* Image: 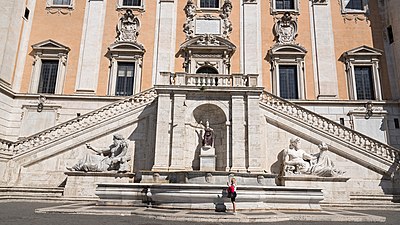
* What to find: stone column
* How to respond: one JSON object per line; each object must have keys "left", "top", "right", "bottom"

{"left": 152, "top": 92, "right": 172, "bottom": 171}
{"left": 246, "top": 92, "right": 263, "bottom": 172}
{"left": 152, "top": 0, "right": 177, "bottom": 85}
{"left": 75, "top": 0, "right": 107, "bottom": 94}
{"left": 241, "top": 0, "right": 262, "bottom": 85}
{"left": 310, "top": 0, "right": 338, "bottom": 99}
{"left": 0, "top": 0, "right": 25, "bottom": 86}
{"left": 169, "top": 93, "right": 187, "bottom": 170}
{"left": 230, "top": 95, "right": 246, "bottom": 172}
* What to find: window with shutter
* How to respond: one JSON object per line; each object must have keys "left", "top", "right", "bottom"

{"left": 279, "top": 65, "right": 299, "bottom": 99}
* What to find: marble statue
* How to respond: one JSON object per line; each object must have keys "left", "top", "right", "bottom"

{"left": 67, "top": 134, "right": 130, "bottom": 172}
{"left": 310, "top": 142, "right": 345, "bottom": 177}
{"left": 282, "top": 138, "right": 316, "bottom": 174}
{"left": 283, "top": 139, "right": 345, "bottom": 177}
{"left": 202, "top": 121, "right": 214, "bottom": 147}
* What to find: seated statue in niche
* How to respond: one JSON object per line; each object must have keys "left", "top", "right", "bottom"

{"left": 67, "top": 134, "right": 130, "bottom": 173}
{"left": 202, "top": 121, "right": 214, "bottom": 148}
{"left": 282, "top": 138, "right": 345, "bottom": 177}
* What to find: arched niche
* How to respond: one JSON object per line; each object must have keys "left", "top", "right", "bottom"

{"left": 191, "top": 104, "right": 227, "bottom": 171}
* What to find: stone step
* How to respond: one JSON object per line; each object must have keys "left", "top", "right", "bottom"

{"left": 350, "top": 194, "right": 400, "bottom": 203}
{"left": 0, "top": 186, "right": 64, "bottom": 198}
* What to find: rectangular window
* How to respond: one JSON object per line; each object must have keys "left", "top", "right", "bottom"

{"left": 276, "top": 0, "right": 295, "bottom": 10}
{"left": 24, "top": 8, "right": 30, "bottom": 20}
{"left": 395, "top": 118, "right": 400, "bottom": 129}
{"left": 340, "top": 118, "right": 345, "bottom": 125}
{"left": 387, "top": 26, "right": 394, "bottom": 44}
{"left": 279, "top": 65, "right": 298, "bottom": 99}
{"left": 38, "top": 60, "right": 59, "bottom": 94}
{"left": 116, "top": 62, "right": 135, "bottom": 96}
{"left": 354, "top": 66, "right": 374, "bottom": 100}
{"left": 53, "top": 0, "right": 71, "bottom": 5}
{"left": 345, "top": 0, "right": 364, "bottom": 10}
{"left": 200, "top": 0, "right": 219, "bottom": 9}
{"left": 122, "top": 0, "right": 141, "bottom": 7}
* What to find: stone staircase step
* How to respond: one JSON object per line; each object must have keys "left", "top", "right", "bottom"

{"left": 0, "top": 187, "right": 64, "bottom": 198}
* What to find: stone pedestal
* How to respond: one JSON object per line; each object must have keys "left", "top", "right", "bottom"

{"left": 63, "top": 172, "right": 134, "bottom": 198}
{"left": 279, "top": 176, "right": 350, "bottom": 203}
{"left": 200, "top": 146, "right": 216, "bottom": 171}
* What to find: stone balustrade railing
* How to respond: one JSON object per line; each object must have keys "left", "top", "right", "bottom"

{"left": 160, "top": 72, "right": 258, "bottom": 87}
{"left": 260, "top": 91, "right": 400, "bottom": 164}
{"left": 0, "top": 139, "right": 12, "bottom": 152}
{"left": 0, "top": 89, "right": 157, "bottom": 155}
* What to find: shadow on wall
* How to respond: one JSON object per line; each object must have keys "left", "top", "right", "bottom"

{"left": 270, "top": 149, "right": 285, "bottom": 177}
{"left": 128, "top": 103, "right": 157, "bottom": 172}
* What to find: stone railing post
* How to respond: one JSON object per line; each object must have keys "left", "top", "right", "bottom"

{"left": 247, "top": 74, "right": 258, "bottom": 87}
{"left": 175, "top": 72, "right": 186, "bottom": 86}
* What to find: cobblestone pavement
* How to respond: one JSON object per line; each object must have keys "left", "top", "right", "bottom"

{"left": 0, "top": 201, "right": 398, "bottom": 225}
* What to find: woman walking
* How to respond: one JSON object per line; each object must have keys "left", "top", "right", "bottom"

{"left": 227, "top": 177, "right": 237, "bottom": 213}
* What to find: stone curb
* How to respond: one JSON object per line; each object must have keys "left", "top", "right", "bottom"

{"left": 35, "top": 203, "right": 386, "bottom": 223}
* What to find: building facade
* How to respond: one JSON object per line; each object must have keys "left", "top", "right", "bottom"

{"left": 0, "top": 0, "right": 400, "bottom": 200}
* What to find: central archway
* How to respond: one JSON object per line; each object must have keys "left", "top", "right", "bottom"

{"left": 196, "top": 66, "right": 219, "bottom": 74}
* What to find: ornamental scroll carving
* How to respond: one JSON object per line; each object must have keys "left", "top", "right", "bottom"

{"left": 274, "top": 12, "right": 298, "bottom": 45}
{"left": 116, "top": 9, "right": 140, "bottom": 43}
{"left": 183, "top": 0, "right": 233, "bottom": 40}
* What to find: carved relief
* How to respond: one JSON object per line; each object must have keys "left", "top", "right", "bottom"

{"left": 274, "top": 12, "right": 298, "bottom": 45}
{"left": 116, "top": 9, "right": 140, "bottom": 43}
{"left": 219, "top": 0, "right": 233, "bottom": 38}
{"left": 183, "top": 0, "right": 197, "bottom": 40}
{"left": 196, "top": 34, "right": 220, "bottom": 46}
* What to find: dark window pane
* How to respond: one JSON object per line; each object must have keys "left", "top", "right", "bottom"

{"left": 276, "top": 0, "right": 295, "bottom": 10}
{"left": 200, "top": 0, "right": 219, "bottom": 8}
{"left": 279, "top": 65, "right": 298, "bottom": 99}
{"left": 345, "top": 0, "right": 364, "bottom": 10}
{"left": 53, "top": 0, "right": 71, "bottom": 5}
{"left": 38, "top": 60, "right": 59, "bottom": 94}
{"left": 387, "top": 26, "right": 394, "bottom": 44}
{"left": 122, "top": 0, "right": 141, "bottom": 6}
{"left": 116, "top": 62, "right": 135, "bottom": 96}
{"left": 354, "top": 66, "right": 374, "bottom": 100}
{"left": 196, "top": 66, "right": 219, "bottom": 74}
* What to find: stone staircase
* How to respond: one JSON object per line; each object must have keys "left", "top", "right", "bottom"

{"left": 0, "top": 88, "right": 157, "bottom": 158}
{"left": 259, "top": 91, "right": 400, "bottom": 175}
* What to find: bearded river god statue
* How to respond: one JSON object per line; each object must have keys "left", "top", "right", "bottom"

{"left": 67, "top": 134, "right": 131, "bottom": 173}
{"left": 282, "top": 138, "right": 345, "bottom": 177}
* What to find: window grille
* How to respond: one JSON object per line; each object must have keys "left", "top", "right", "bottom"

{"left": 354, "top": 66, "right": 374, "bottom": 100}
{"left": 53, "top": 0, "right": 71, "bottom": 5}
{"left": 38, "top": 60, "right": 59, "bottom": 94}
{"left": 275, "top": 0, "right": 295, "bottom": 10}
{"left": 279, "top": 65, "right": 298, "bottom": 99}
{"left": 200, "top": 0, "right": 219, "bottom": 9}
{"left": 116, "top": 62, "right": 135, "bottom": 96}
{"left": 123, "top": 0, "right": 141, "bottom": 6}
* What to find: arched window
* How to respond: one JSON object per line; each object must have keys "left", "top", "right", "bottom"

{"left": 196, "top": 66, "right": 219, "bottom": 74}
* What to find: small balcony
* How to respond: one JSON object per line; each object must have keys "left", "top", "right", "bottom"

{"left": 159, "top": 72, "right": 258, "bottom": 87}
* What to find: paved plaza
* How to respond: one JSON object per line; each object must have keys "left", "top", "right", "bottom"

{"left": 0, "top": 201, "right": 399, "bottom": 225}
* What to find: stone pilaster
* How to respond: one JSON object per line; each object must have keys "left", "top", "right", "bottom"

{"left": 310, "top": 0, "right": 338, "bottom": 99}
{"left": 153, "top": 0, "right": 177, "bottom": 85}
{"left": 152, "top": 92, "right": 172, "bottom": 171}
{"left": 230, "top": 95, "right": 246, "bottom": 172}
{"left": 169, "top": 93, "right": 187, "bottom": 170}
{"left": 0, "top": 0, "right": 25, "bottom": 86}
{"left": 75, "top": 0, "right": 107, "bottom": 94}
{"left": 246, "top": 92, "right": 263, "bottom": 172}
{"left": 241, "top": 0, "right": 262, "bottom": 85}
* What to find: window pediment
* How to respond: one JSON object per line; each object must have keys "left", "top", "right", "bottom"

{"left": 107, "top": 42, "right": 145, "bottom": 57}
{"left": 342, "top": 45, "right": 382, "bottom": 59}
{"left": 32, "top": 39, "right": 70, "bottom": 55}
{"left": 179, "top": 34, "right": 236, "bottom": 53}
{"left": 268, "top": 44, "right": 307, "bottom": 58}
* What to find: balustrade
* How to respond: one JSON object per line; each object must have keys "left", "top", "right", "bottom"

{"left": 0, "top": 89, "right": 157, "bottom": 154}
{"left": 260, "top": 91, "right": 400, "bottom": 164}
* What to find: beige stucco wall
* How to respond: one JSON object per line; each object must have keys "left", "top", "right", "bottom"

{"left": 20, "top": 0, "right": 86, "bottom": 94}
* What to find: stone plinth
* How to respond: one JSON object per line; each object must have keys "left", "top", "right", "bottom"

{"left": 279, "top": 176, "right": 350, "bottom": 203}
{"left": 200, "top": 146, "right": 216, "bottom": 171}
{"left": 63, "top": 172, "right": 135, "bottom": 198}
